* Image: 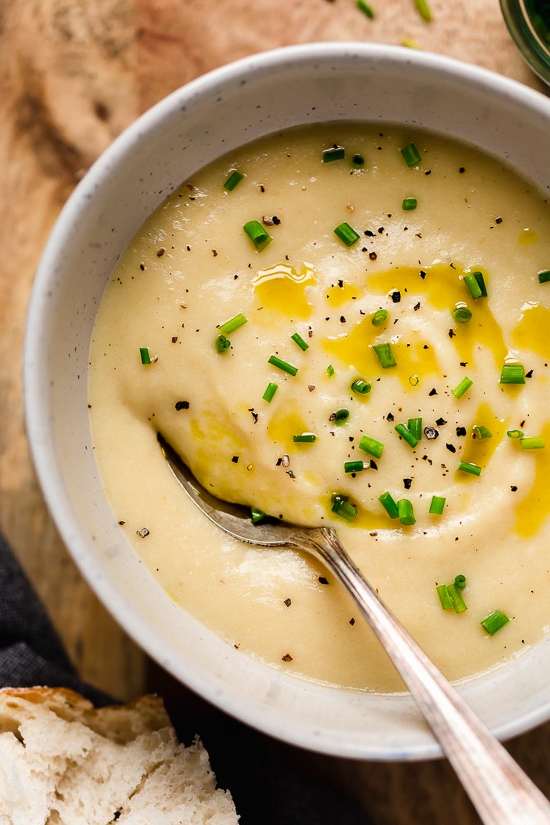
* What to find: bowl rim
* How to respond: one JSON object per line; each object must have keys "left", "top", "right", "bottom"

{"left": 23, "top": 41, "right": 550, "bottom": 761}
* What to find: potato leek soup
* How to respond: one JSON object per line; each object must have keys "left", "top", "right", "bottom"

{"left": 89, "top": 124, "right": 550, "bottom": 693}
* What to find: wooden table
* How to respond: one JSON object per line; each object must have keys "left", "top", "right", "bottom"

{"left": 1, "top": 0, "right": 549, "bottom": 821}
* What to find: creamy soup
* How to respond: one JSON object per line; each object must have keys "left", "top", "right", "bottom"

{"left": 89, "top": 124, "right": 550, "bottom": 693}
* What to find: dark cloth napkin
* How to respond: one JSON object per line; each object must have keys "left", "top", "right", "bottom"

{"left": 0, "top": 528, "right": 368, "bottom": 824}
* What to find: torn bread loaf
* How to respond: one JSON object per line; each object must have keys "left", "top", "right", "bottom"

{"left": 0, "top": 687, "right": 239, "bottom": 825}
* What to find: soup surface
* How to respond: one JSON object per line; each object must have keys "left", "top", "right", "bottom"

{"left": 89, "top": 124, "right": 550, "bottom": 692}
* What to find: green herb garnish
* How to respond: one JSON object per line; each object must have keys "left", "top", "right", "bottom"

{"left": 395, "top": 423, "right": 418, "bottom": 449}
{"left": 458, "top": 461, "right": 482, "bottom": 476}
{"left": 345, "top": 460, "right": 365, "bottom": 473}
{"left": 223, "top": 170, "right": 243, "bottom": 191}
{"left": 452, "top": 377, "right": 473, "bottom": 399}
{"left": 291, "top": 332, "right": 309, "bottom": 351}
{"left": 356, "top": 0, "right": 375, "bottom": 17}
{"left": 402, "top": 197, "right": 417, "bottom": 211}
{"left": 334, "top": 221, "right": 360, "bottom": 247}
{"left": 215, "top": 334, "right": 231, "bottom": 353}
{"left": 140, "top": 347, "right": 151, "bottom": 365}
{"left": 378, "top": 491, "right": 399, "bottom": 519}
{"left": 373, "top": 342, "right": 397, "bottom": 368}
{"left": 414, "top": 0, "right": 432, "bottom": 22}
{"left": 397, "top": 499, "right": 415, "bottom": 525}
{"left": 268, "top": 355, "right": 298, "bottom": 376}
{"left": 351, "top": 378, "right": 372, "bottom": 395}
{"left": 453, "top": 302, "right": 472, "bottom": 323}
{"left": 463, "top": 271, "right": 487, "bottom": 299}
{"left": 500, "top": 364, "right": 525, "bottom": 384}
{"left": 243, "top": 220, "right": 272, "bottom": 250}
{"left": 219, "top": 313, "right": 247, "bottom": 335}
{"left": 331, "top": 408, "right": 350, "bottom": 425}
{"left": 323, "top": 145, "right": 346, "bottom": 163}
{"left": 429, "top": 495, "right": 446, "bottom": 515}
{"left": 371, "top": 309, "right": 388, "bottom": 326}
{"left": 473, "top": 425, "right": 492, "bottom": 440}
{"left": 292, "top": 433, "right": 317, "bottom": 443}
{"left": 400, "top": 142, "right": 421, "bottom": 167}
{"left": 262, "top": 382, "right": 278, "bottom": 402}
{"left": 331, "top": 495, "right": 358, "bottom": 523}
{"left": 359, "top": 434, "right": 384, "bottom": 458}
{"left": 481, "top": 610, "right": 509, "bottom": 635}
{"left": 520, "top": 436, "right": 545, "bottom": 450}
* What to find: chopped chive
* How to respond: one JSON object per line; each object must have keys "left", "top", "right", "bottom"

{"left": 453, "top": 302, "right": 472, "bottom": 323}
{"left": 219, "top": 313, "right": 247, "bottom": 335}
{"left": 215, "top": 334, "right": 231, "bottom": 353}
{"left": 140, "top": 347, "right": 151, "bottom": 365}
{"left": 356, "top": 0, "right": 375, "bottom": 17}
{"left": 322, "top": 145, "right": 345, "bottom": 162}
{"left": 359, "top": 434, "right": 384, "bottom": 458}
{"left": 331, "top": 492, "right": 348, "bottom": 505}
{"left": 436, "top": 584, "right": 454, "bottom": 610}
{"left": 500, "top": 363, "right": 525, "bottom": 384}
{"left": 397, "top": 498, "right": 415, "bottom": 526}
{"left": 538, "top": 269, "right": 550, "bottom": 284}
{"left": 454, "top": 574, "right": 466, "bottom": 590}
{"left": 291, "top": 332, "right": 309, "bottom": 351}
{"left": 327, "top": 364, "right": 335, "bottom": 377}
{"left": 378, "top": 491, "right": 399, "bottom": 519}
{"left": 262, "top": 382, "right": 278, "bottom": 402}
{"left": 331, "top": 496, "right": 358, "bottom": 523}
{"left": 268, "top": 355, "right": 298, "bottom": 376}
{"left": 372, "top": 309, "right": 388, "bottom": 326}
{"left": 414, "top": 0, "right": 432, "bottom": 22}
{"left": 429, "top": 495, "right": 446, "bottom": 515}
{"left": 351, "top": 378, "right": 372, "bottom": 395}
{"left": 223, "top": 170, "right": 243, "bottom": 191}
{"left": 402, "top": 197, "right": 417, "bottom": 211}
{"left": 473, "top": 425, "right": 492, "bottom": 440}
{"left": 452, "top": 376, "right": 473, "bottom": 399}
{"left": 351, "top": 153, "right": 365, "bottom": 166}
{"left": 463, "top": 271, "right": 487, "bottom": 299}
{"left": 407, "top": 417, "right": 423, "bottom": 441}
{"left": 507, "top": 429, "right": 524, "bottom": 439}
{"left": 345, "top": 460, "right": 365, "bottom": 473}
{"left": 251, "top": 507, "right": 268, "bottom": 524}
{"left": 243, "top": 220, "right": 272, "bottom": 250}
{"left": 334, "top": 221, "right": 360, "bottom": 247}
{"left": 447, "top": 583, "right": 468, "bottom": 614}
{"left": 373, "top": 342, "right": 397, "bottom": 368}
{"left": 331, "top": 408, "right": 350, "bottom": 425}
{"left": 458, "top": 461, "right": 482, "bottom": 476}
{"left": 520, "top": 436, "right": 545, "bottom": 450}
{"left": 401, "top": 37, "right": 422, "bottom": 49}
{"left": 292, "top": 432, "right": 317, "bottom": 443}
{"left": 395, "top": 423, "right": 418, "bottom": 449}
{"left": 481, "top": 610, "right": 509, "bottom": 635}
{"left": 400, "top": 142, "right": 421, "bottom": 167}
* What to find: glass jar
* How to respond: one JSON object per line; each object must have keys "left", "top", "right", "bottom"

{"left": 500, "top": 0, "right": 550, "bottom": 86}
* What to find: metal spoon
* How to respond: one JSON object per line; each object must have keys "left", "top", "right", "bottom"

{"left": 159, "top": 434, "right": 550, "bottom": 825}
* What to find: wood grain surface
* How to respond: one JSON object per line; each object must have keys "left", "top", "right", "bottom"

{"left": 1, "top": 0, "right": 549, "bottom": 822}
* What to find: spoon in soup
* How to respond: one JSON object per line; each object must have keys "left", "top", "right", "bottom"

{"left": 159, "top": 434, "right": 550, "bottom": 825}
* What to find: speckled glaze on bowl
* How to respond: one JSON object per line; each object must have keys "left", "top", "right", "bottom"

{"left": 24, "top": 43, "right": 550, "bottom": 761}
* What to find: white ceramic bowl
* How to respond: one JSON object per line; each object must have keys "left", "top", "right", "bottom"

{"left": 24, "top": 43, "right": 550, "bottom": 761}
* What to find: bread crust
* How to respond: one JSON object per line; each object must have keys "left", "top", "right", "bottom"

{"left": 0, "top": 687, "right": 238, "bottom": 824}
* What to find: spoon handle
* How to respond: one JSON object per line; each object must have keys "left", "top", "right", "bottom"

{"left": 299, "top": 527, "right": 550, "bottom": 825}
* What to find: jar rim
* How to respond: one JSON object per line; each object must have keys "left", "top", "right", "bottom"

{"left": 500, "top": 0, "right": 550, "bottom": 85}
